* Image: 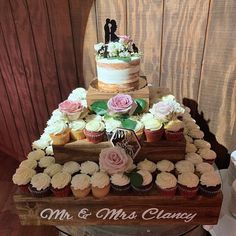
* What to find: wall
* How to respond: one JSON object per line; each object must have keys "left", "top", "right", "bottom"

{"left": 0, "top": 0, "right": 235, "bottom": 161}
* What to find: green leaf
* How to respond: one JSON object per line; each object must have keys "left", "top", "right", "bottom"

{"left": 90, "top": 101, "right": 108, "bottom": 115}
{"left": 103, "top": 113, "right": 113, "bottom": 120}
{"left": 121, "top": 118, "right": 137, "bottom": 130}
{"left": 133, "top": 99, "right": 147, "bottom": 115}
{"left": 130, "top": 172, "right": 143, "bottom": 187}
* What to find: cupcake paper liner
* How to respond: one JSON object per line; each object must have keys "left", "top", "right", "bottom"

{"left": 71, "top": 186, "right": 91, "bottom": 198}
{"left": 132, "top": 182, "right": 153, "bottom": 194}
{"left": 70, "top": 129, "right": 86, "bottom": 140}
{"left": 111, "top": 183, "right": 131, "bottom": 194}
{"left": 28, "top": 184, "right": 51, "bottom": 198}
{"left": 50, "top": 129, "right": 71, "bottom": 146}
{"left": 202, "top": 159, "right": 215, "bottom": 165}
{"left": 156, "top": 185, "right": 177, "bottom": 197}
{"left": 199, "top": 184, "right": 221, "bottom": 197}
{"left": 51, "top": 185, "right": 71, "bottom": 197}
{"left": 165, "top": 130, "right": 184, "bottom": 141}
{"left": 178, "top": 184, "right": 199, "bottom": 198}
{"left": 92, "top": 185, "right": 110, "bottom": 198}
{"left": 84, "top": 129, "right": 105, "bottom": 144}
{"left": 144, "top": 128, "right": 164, "bottom": 142}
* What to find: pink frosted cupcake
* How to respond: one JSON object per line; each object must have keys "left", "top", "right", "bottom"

{"left": 165, "top": 119, "right": 184, "bottom": 141}
{"left": 178, "top": 172, "right": 199, "bottom": 198}
{"left": 155, "top": 172, "right": 177, "bottom": 197}
{"left": 84, "top": 120, "right": 105, "bottom": 143}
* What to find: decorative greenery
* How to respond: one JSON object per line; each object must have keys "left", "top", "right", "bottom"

{"left": 129, "top": 172, "right": 143, "bottom": 187}
{"left": 90, "top": 101, "right": 108, "bottom": 115}
{"left": 121, "top": 118, "right": 137, "bottom": 130}
{"left": 133, "top": 99, "right": 147, "bottom": 115}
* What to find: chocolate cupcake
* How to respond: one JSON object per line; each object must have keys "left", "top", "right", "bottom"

{"left": 110, "top": 173, "right": 130, "bottom": 193}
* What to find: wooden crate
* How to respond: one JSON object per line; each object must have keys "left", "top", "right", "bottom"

{"left": 13, "top": 191, "right": 223, "bottom": 226}
{"left": 86, "top": 77, "right": 150, "bottom": 110}
{"left": 53, "top": 138, "right": 186, "bottom": 164}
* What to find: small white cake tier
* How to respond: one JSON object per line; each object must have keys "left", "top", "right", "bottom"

{"left": 96, "top": 57, "right": 140, "bottom": 92}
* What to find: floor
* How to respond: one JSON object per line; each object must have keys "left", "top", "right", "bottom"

{"left": 0, "top": 151, "right": 58, "bottom": 236}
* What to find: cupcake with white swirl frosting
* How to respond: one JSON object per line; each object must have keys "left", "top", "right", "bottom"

{"left": 71, "top": 174, "right": 91, "bottom": 198}
{"left": 110, "top": 173, "right": 130, "bottom": 193}
{"left": 45, "top": 120, "right": 70, "bottom": 145}
{"left": 69, "top": 119, "right": 86, "bottom": 140}
{"left": 84, "top": 120, "right": 105, "bottom": 144}
{"left": 137, "top": 159, "right": 156, "bottom": 175}
{"left": 80, "top": 161, "right": 99, "bottom": 176}
{"left": 91, "top": 172, "right": 110, "bottom": 198}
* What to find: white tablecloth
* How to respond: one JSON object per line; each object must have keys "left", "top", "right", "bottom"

{"left": 203, "top": 169, "right": 236, "bottom": 236}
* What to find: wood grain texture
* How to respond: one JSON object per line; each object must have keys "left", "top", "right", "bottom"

{"left": 96, "top": 0, "right": 127, "bottom": 42}
{"left": 46, "top": 0, "right": 78, "bottom": 100}
{"left": 9, "top": 0, "right": 50, "bottom": 135}
{"left": 26, "top": 0, "right": 62, "bottom": 114}
{"left": 0, "top": 27, "right": 30, "bottom": 156}
{"left": 14, "top": 192, "right": 222, "bottom": 225}
{"left": 0, "top": 0, "right": 41, "bottom": 141}
{"left": 198, "top": 0, "right": 236, "bottom": 152}
{"left": 160, "top": 0, "right": 210, "bottom": 101}
{"left": 127, "top": 0, "right": 163, "bottom": 86}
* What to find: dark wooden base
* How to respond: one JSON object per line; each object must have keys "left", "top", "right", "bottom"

{"left": 14, "top": 190, "right": 222, "bottom": 226}
{"left": 53, "top": 138, "right": 186, "bottom": 164}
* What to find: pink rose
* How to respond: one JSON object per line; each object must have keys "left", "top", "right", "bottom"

{"left": 99, "top": 147, "right": 132, "bottom": 175}
{"left": 149, "top": 101, "right": 173, "bottom": 121}
{"left": 59, "top": 100, "right": 84, "bottom": 116}
{"left": 118, "top": 35, "right": 132, "bottom": 44}
{"left": 108, "top": 94, "right": 135, "bottom": 114}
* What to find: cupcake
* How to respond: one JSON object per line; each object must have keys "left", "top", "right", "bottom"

{"left": 132, "top": 170, "right": 153, "bottom": 193}
{"left": 133, "top": 120, "right": 144, "bottom": 140}
{"left": 137, "top": 159, "right": 156, "bottom": 176}
{"left": 188, "top": 128, "right": 204, "bottom": 139}
{"left": 28, "top": 173, "right": 51, "bottom": 197}
{"left": 185, "top": 153, "right": 203, "bottom": 165}
{"left": 47, "top": 109, "right": 68, "bottom": 126}
{"left": 69, "top": 120, "right": 86, "bottom": 140}
{"left": 51, "top": 172, "right": 72, "bottom": 197}
{"left": 144, "top": 118, "right": 163, "bottom": 142}
{"left": 195, "top": 162, "right": 214, "bottom": 177}
{"left": 104, "top": 118, "right": 122, "bottom": 140}
{"left": 198, "top": 148, "right": 216, "bottom": 165}
{"left": 32, "top": 139, "right": 49, "bottom": 151}
{"left": 44, "top": 163, "right": 62, "bottom": 177}
{"left": 185, "top": 143, "right": 197, "bottom": 153}
{"left": 178, "top": 172, "right": 199, "bottom": 198}
{"left": 45, "top": 146, "right": 54, "bottom": 156}
{"left": 165, "top": 119, "right": 184, "bottom": 141}
{"left": 71, "top": 174, "right": 91, "bottom": 198}
{"left": 27, "top": 149, "right": 45, "bottom": 161}
{"left": 184, "top": 135, "right": 193, "bottom": 143}
{"left": 84, "top": 120, "right": 105, "bottom": 143}
{"left": 38, "top": 156, "right": 55, "bottom": 172}
{"left": 199, "top": 171, "right": 221, "bottom": 197}
{"left": 12, "top": 167, "right": 36, "bottom": 193}
{"left": 62, "top": 161, "right": 80, "bottom": 176}
{"left": 91, "top": 172, "right": 110, "bottom": 198}
{"left": 175, "top": 160, "right": 195, "bottom": 175}
{"left": 46, "top": 120, "right": 70, "bottom": 145}
{"left": 194, "top": 139, "right": 211, "bottom": 149}
{"left": 80, "top": 161, "right": 99, "bottom": 176}
{"left": 156, "top": 160, "right": 174, "bottom": 174}
{"left": 110, "top": 173, "right": 130, "bottom": 193}
{"left": 155, "top": 172, "right": 177, "bottom": 197}
{"left": 19, "top": 159, "right": 37, "bottom": 170}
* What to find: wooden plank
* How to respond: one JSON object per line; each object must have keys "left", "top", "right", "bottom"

{"left": 127, "top": 0, "right": 163, "bottom": 86}
{"left": 14, "top": 192, "right": 222, "bottom": 226}
{"left": 53, "top": 139, "right": 185, "bottom": 164}
{"left": 198, "top": 0, "right": 236, "bottom": 151}
{"left": 0, "top": 27, "right": 30, "bottom": 155}
{"left": 46, "top": 0, "right": 78, "bottom": 100}
{"left": 10, "top": 0, "right": 48, "bottom": 135}
{"left": 69, "top": 0, "right": 95, "bottom": 88}
{"left": 26, "top": 0, "right": 62, "bottom": 114}
{"left": 96, "top": 0, "right": 127, "bottom": 42}
{"left": 160, "top": 0, "right": 210, "bottom": 101}
{"left": 0, "top": 0, "right": 41, "bottom": 141}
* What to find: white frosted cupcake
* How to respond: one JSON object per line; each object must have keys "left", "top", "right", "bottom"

{"left": 29, "top": 173, "right": 51, "bottom": 197}
{"left": 155, "top": 172, "right": 177, "bottom": 197}
{"left": 188, "top": 128, "right": 204, "bottom": 139}
{"left": 185, "top": 143, "right": 197, "bottom": 153}
{"left": 32, "top": 139, "right": 49, "bottom": 151}
{"left": 91, "top": 172, "right": 110, "bottom": 198}
{"left": 80, "top": 161, "right": 99, "bottom": 176}
{"left": 137, "top": 159, "right": 156, "bottom": 175}
{"left": 71, "top": 174, "right": 91, "bottom": 198}
{"left": 195, "top": 162, "right": 214, "bottom": 177}
{"left": 27, "top": 149, "right": 45, "bottom": 161}
{"left": 175, "top": 160, "right": 195, "bottom": 175}
{"left": 132, "top": 170, "right": 153, "bottom": 193}
{"left": 44, "top": 163, "right": 62, "bottom": 177}
{"left": 184, "top": 135, "right": 193, "bottom": 143}
{"left": 38, "top": 156, "right": 55, "bottom": 169}
{"left": 84, "top": 120, "right": 105, "bottom": 143}
{"left": 104, "top": 118, "right": 122, "bottom": 140}
{"left": 165, "top": 119, "right": 184, "bottom": 141}
{"left": 45, "top": 146, "right": 54, "bottom": 156}
{"left": 178, "top": 172, "right": 199, "bottom": 198}
{"left": 110, "top": 173, "right": 130, "bottom": 193}
{"left": 69, "top": 120, "right": 86, "bottom": 140}
{"left": 45, "top": 120, "right": 70, "bottom": 145}
{"left": 185, "top": 153, "right": 203, "bottom": 165}
{"left": 12, "top": 167, "right": 36, "bottom": 193}
{"left": 62, "top": 161, "right": 80, "bottom": 175}
{"left": 19, "top": 159, "right": 37, "bottom": 170}
{"left": 198, "top": 148, "right": 217, "bottom": 165}
{"left": 143, "top": 118, "right": 164, "bottom": 142}
{"left": 156, "top": 160, "right": 174, "bottom": 173}
{"left": 51, "top": 172, "right": 71, "bottom": 197}
{"left": 194, "top": 139, "right": 211, "bottom": 149}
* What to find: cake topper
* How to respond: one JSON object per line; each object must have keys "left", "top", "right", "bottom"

{"left": 104, "top": 18, "right": 119, "bottom": 43}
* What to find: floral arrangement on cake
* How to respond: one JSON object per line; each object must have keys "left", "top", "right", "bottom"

{"left": 94, "top": 35, "right": 141, "bottom": 62}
